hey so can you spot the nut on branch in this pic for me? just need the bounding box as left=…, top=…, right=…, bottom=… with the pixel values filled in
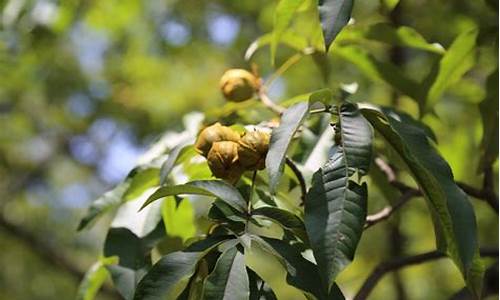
left=238, top=130, right=270, bottom=171
left=207, top=141, right=244, bottom=184
left=194, top=123, right=241, bottom=157
left=220, top=69, right=260, bottom=102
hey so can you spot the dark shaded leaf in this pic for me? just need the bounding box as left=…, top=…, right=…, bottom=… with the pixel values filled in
left=160, top=144, right=193, bottom=185
left=318, top=0, right=354, bottom=50
left=359, top=104, right=483, bottom=297
left=305, top=103, right=372, bottom=289
left=141, top=180, right=247, bottom=213
left=204, top=247, right=249, bottom=300
left=478, top=68, right=499, bottom=172
left=134, top=236, right=230, bottom=300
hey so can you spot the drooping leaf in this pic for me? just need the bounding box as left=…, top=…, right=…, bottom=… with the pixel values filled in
left=76, top=256, right=119, bottom=300
left=359, top=104, right=483, bottom=296
left=478, top=68, right=499, bottom=172
left=424, top=28, right=478, bottom=111
left=104, top=223, right=165, bottom=300
left=334, top=45, right=422, bottom=102
left=261, top=238, right=345, bottom=300
left=141, top=180, right=247, bottom=213
left=134, top=236, right=230, bottom=300
left=267, top=102, right=310, bottom=193
left=204, top=247, right=249, bottom=300
left=362, top=23, right=444, bottom=54
left=318, top=0, right=354, bottom=51
left=272, top=0, right=306, bottom=64
left=77, top=181, right=131, bottom=231
left=160, top=144, right=193, bottom=185
left=252, top=207, right=307, bottom=242
left=304, top=102, right=372, bottom=289
left=244, top=239, right=307, bottom=300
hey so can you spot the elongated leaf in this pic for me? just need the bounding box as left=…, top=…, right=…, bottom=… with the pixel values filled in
left=76, top=256, right=119, bottom=300
left=478, top=68, right=499, bottom=172
left=318, top=0, right=354, bottom=50
left=141, top=180, right=247, bottom=213
left=162, top=197, right=196, bottom=242
left=204, top=247, right=249, bottom=300
left=261, top=238, right=344, bottom=300
left=245, top=32, right=309, bottom=61
left=78, top=182, right=130, bottom=231
left=160, top=144, right=193, bottom=185
left=252, top=207, right=304, bottom=230
left=305, top=102, right=372, bottom=289
left=334, top=45, right=422, bottom=102
left=134, top=236, right=230, bottom=300
left=104, top=223, right=165, bottom=300
left=267, top=102, right=310, bottom=193
left=272, top=0, right=305, bottom=63
left=362, top=23, right=444, bottom=54
left=359, top=104, right=483, bottom=296
left=425, top=28, right=478, bottom=111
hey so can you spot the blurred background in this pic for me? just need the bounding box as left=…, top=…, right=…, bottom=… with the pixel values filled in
left=0, top=0, right=497, bottom=299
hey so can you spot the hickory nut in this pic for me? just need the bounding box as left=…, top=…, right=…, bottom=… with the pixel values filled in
left=207, top=141, right=244, bottom=183
left=194, top=123, right=241, bottom=157
left=220, top=69, right=260, bottom=102
left=238, top=131, right=270, bottom=171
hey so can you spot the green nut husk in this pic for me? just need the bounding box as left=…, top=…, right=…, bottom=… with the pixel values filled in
left=219, top=69, right=260, bottom=102
left=238, top=130, right=270, bottom=171
left=207, top=141, right=244, bottom=183
left=194, top=123, right=241, bottom=157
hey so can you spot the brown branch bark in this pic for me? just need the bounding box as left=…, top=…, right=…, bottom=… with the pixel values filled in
left=364, top=189, right=421, bottom=229
left=354, top=248, right=499, bottom=300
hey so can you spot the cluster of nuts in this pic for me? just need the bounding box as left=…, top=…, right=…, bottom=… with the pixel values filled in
left=194, top=123, right=270, bottom=184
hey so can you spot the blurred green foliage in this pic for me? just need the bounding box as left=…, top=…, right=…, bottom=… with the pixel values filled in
left=0, top=0, right=497, bottom=299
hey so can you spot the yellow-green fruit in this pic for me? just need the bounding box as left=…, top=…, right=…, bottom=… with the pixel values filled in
left=220, top=69, right=260, bottom=102
left=238, top=131, right=270, bottom=170
left=194, top=123, right=240, bottom=157
left=207, top=141, right=244, bottom=183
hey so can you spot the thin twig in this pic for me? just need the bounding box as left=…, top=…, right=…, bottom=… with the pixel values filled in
left=285, top=157, right=307, bottom=206
left=354, top=248, right=499, bottom=300
left=257, top=88, right=285, bottom=115
left=364, top=189, right=421, bottom=229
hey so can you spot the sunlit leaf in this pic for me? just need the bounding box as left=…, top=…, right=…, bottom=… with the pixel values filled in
left=267, top=102, right=310, bottom=193
left=272, top=0, right=306, bottom=64
left=161, top=197, right=196, bottom=242
left=305, top=102, right=372, bottom=288
left=76, top=256, right=119, bottom=300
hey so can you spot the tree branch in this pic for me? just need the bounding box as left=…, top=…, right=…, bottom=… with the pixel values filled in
left=457, top=181, right=498, bottom=214
left=354, top=248, right=499, bottom=300
left=257, top=88, right=285, bottom=116
left=285, top=157, right=307, bottom=206
left=364, top=189, right=421, bottom=229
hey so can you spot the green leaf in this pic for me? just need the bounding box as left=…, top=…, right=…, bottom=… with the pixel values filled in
left=76, top=256, right=119, bottom=300
left=204, top=247, right=249, bottom=300
left=318, top=0, right=354, bottom=51
left=245, top=32, right=309, bottom=61
left=334, top=45, right=422, bottom=102
left=362, top=23, right=444, bottom=54
left=160, top=144, right=193, bottom=185
left=359, top=104, right=483, bottom=296
left=304, top=102, right=372, bottom=289
left=104, top=223, right=165, bottom=300
left=424, top=28, right=478, bottom=111
left=78, top=181, right=131, bottom=231
left=266, top=102, right=310, bottom=193
left=252, top=207, right=307, bottom=241
left=141, top=180, right=247, bottom=213
left=261, top=238, right=345, bottom=300
left=478, top=68, right=499, bottom=172
left=124, top=168, right=160, bottom=201
left=134, top=236, right=230, bottom=300
left=272, top=0, right=306, bottom=64
left=379, top=0, right=399, bottom=11
left=162, top=197, right=196, bottom=243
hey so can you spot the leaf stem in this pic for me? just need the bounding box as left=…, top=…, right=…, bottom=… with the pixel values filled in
left=264, top=52, right=303, bottom=88
left=257, top=88, right=285, bottom=115
left=285, top=157, right=307, bottom=206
